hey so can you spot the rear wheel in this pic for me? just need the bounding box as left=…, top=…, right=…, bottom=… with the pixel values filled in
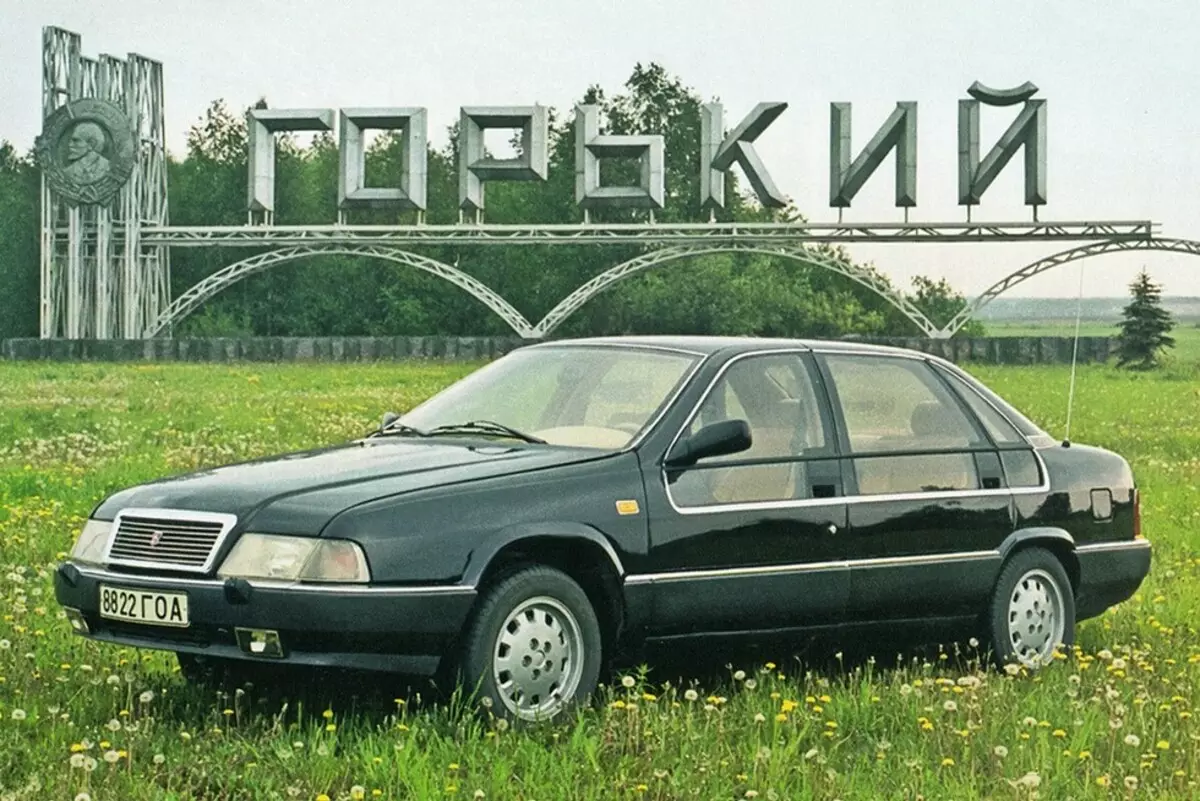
left=987, top=547, right=1075, bottom=668
left=459, top=565, right=602, bottom=723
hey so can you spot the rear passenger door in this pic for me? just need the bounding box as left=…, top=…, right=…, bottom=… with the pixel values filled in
left=815, top=352, right=1013, bottom=621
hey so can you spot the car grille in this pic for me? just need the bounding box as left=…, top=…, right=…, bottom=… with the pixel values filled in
left=106, top=510, right=237, bottom=573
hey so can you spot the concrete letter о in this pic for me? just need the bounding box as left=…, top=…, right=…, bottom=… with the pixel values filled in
left=338, top=108, right=428, bottom=211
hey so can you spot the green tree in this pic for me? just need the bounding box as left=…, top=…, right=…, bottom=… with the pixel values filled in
left=1116, top=269, right=1175, bottom=370
left=907, top=275, right=985, bottom=337
left=0, top=142, right=40, bottom=339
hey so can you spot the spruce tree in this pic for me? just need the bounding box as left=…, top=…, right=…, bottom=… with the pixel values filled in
left=1116, top=269, right=1175, bottom=369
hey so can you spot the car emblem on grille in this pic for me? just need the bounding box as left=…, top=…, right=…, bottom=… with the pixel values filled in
left=149, top=530, right=163, bottom=547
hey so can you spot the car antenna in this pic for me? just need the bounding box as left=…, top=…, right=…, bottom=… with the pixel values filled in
left=1062, top=259, right=1087, bottom=448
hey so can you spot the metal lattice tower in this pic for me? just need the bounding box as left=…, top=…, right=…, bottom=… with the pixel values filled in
left=40, top=27, right=168, bottom=339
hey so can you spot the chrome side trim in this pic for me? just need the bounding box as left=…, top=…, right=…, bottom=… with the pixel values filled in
left=71, top=565, right=476, bottom=595
left=105, top=508, right=238, bottom=575
left=667, top=482, right=1049, bottom=516
left=624, top=549, right=999, bottom=585
left=1075, top=539, right=1152, bottom=554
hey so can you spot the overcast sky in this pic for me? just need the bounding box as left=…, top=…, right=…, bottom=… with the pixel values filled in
left=4, top=0, right=1199, bottom=300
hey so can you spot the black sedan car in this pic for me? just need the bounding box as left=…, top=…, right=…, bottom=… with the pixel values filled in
left=55, top=337, right=1151, bottom=721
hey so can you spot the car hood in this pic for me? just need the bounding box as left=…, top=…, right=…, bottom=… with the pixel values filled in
left=93, top=438, right=609, bottom=534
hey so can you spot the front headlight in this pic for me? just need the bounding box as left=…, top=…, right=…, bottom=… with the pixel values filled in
left=217, top=534, right=370, bottom=583
left=69, top=519, right=112, bottom=565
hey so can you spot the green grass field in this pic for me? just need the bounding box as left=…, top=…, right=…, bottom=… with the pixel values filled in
left=1, top=352, right=1198, bottom=799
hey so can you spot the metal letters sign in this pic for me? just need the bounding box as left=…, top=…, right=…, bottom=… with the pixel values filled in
left=244, top=82, right=1047, bottom=220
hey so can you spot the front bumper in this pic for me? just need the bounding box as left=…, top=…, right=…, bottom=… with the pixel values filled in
left=54, top=562, right=477, bottom=676
left=1075, top=539, right=1152, bottom=621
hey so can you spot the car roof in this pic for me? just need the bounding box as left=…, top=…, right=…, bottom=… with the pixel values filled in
left=523, top=335, right=930, bottom=360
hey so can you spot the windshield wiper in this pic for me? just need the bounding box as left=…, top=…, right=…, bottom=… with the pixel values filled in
left=425, top=420, right=546, bottom=444
left=368, top=417, right=430, bottom=439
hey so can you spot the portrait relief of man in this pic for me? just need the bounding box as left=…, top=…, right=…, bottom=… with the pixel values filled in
left=61, top=121, right=111, bottom=184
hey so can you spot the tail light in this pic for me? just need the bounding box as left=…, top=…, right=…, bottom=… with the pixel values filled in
left=1133, top=488, right=1143, bottom=539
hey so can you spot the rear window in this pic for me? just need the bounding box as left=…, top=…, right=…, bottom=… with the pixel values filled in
left=932, top=363, right=1048, bottom=439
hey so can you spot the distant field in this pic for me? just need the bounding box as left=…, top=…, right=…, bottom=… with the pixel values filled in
left=1, top=357, right=1198, bottom=799
left=981, top=320, right=1200, bottom=365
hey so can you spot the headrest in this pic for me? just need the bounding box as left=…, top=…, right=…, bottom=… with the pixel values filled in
left=910, top=401, right=955, bottom=438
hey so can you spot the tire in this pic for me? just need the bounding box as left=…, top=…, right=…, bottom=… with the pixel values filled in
left=458, top=565, right=603, bottom=723
left=987, top=547, right=1075, bottom=668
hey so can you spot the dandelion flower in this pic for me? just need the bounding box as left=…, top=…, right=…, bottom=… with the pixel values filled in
left=621, top=675, right=636, bottom=688
left=753, top=713, right=766, bottom=723
left=74, top=794, right=91, bottom=801
left=69, top=753, right=86, bottom=769
left=350, top=787, right=366, bottom=800
left=993, top=745, right=1008, bottom=758
left=941, top=757, right=954, bottom=767
left=102, top=750, right=120, bottom=764
left=733, top=670, right=746, bottom=681
left=1014, top=772, right=1041, bottom=789
left=10, top=709, right=26, bottom=721
left=139, top=690, right=155, bottom=704
left=943, top=700, right=957, bottom=712
left=1124, top=776, right=1138, bottom=791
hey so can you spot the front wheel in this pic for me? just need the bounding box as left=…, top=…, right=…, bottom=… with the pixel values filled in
left=458, top=565, right=603, bottom=723
left=987, top=547, right=1075, bottom=668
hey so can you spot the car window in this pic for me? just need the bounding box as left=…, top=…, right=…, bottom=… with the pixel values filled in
left=401, top=346, right=699, bottom=449
left=670, top=354, right=832, bottom=507
left=1001, top=450, right=1043, bottom=488
left=934, top=364, right=1027, bottom=446
left=852, top=453, right=980, bottom=495
left=822, top=355, right=984, bottom=454
left=686, top=354, right=829, bottom=460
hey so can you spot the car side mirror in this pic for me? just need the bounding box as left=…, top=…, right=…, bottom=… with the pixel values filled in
left=665, top=419, right=752, bottom=468
left=380, top=411, right=400, bottom=432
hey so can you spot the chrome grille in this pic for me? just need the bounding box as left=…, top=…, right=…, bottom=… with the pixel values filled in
left=106, top=509, right=238, bottom=573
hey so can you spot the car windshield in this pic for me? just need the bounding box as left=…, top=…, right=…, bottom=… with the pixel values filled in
left=398, top=345, right=701, bottom=449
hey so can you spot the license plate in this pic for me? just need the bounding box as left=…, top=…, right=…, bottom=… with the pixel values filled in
left=99, top=584, right=190, bottom=628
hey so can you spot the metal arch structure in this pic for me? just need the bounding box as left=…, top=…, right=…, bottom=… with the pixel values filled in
left=143, top=244, right=537, bottom=339
left=941, top=237, right=1200, bottom=337
left=531, top=242, right=941, bottom=338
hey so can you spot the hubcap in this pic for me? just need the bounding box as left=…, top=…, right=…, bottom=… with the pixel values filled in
left=1006, top=568, right=1065, bottom=667
left=491, top=596, right=585, bottom=721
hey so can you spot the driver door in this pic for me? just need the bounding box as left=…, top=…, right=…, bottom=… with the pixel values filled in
left=636, top=351, right=849, bottom=636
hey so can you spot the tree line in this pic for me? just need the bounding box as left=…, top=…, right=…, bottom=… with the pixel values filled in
left=0, top=64, right=982, bottom=341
